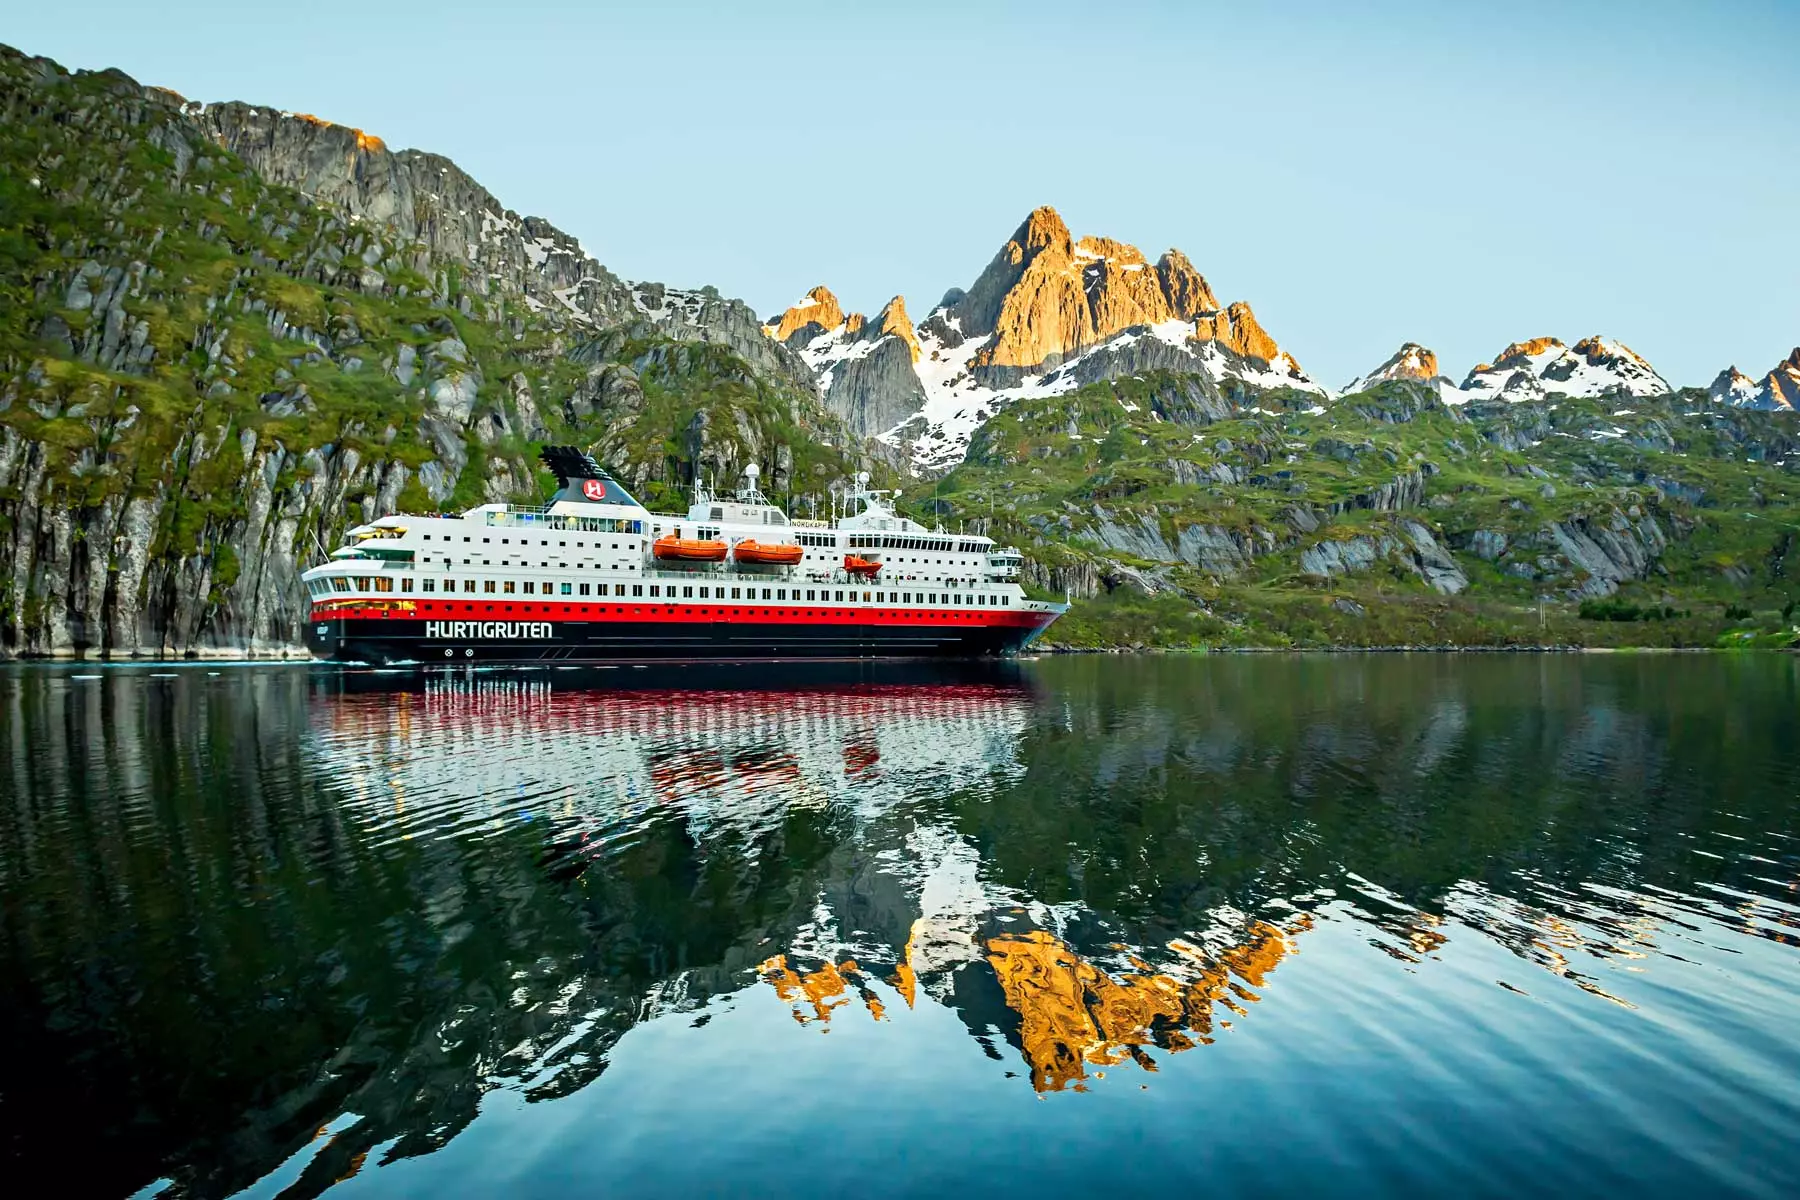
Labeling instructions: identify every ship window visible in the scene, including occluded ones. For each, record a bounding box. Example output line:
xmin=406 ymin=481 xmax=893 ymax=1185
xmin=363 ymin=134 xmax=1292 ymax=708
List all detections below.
xmin=503 ymin=581 xmax=516 ymax=594
xmin=762 ymin=588 xmax=771 ymax=600
xmin=401 ymin=578 xmax=414 ymax=593
xmin=484 ymin=581 xmax=497 ymax=594
xmin=561 ymin=583 xmax=573 ymax=595
xmin=683 ymin=586 xmax=693 ymax=598
xmin=649 ymin=585 xmax=660 ymax=597
xmin=523 ymin=581 xmax=534 ymax=594
xmin=501 ymin=539 xmax=508 ymax=544
xmin=1003 ymin=596 xmax=1011 ymax=606
xmin=580 ymin=583 xmax=591 ymax=596
xmin=731 ymin=587 xmax=741 ymax=599
xmin=463 ymin=537 xmax=470 ymax=542
xmin=373 ymin=577 xmax=393 ymax=593
xmin=329 ymin=577 xmax=350 ymax=593
xmin=614 ymin=584 xmax=626 ymax=596
xmin=806 ymin=590 xmax=815 ymax=601
xmin=777 ymin=589 xmax=787 ymax=600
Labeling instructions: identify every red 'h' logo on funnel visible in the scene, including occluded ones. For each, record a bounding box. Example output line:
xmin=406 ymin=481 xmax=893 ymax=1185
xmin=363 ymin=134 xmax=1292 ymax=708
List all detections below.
xmin=582 ymin=479 xmax=606 ymax=500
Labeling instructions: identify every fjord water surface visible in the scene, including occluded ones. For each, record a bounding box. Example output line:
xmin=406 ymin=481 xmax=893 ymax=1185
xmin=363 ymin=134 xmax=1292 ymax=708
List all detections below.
xmin=1 ymin=655 xmax=1796 ymax=1198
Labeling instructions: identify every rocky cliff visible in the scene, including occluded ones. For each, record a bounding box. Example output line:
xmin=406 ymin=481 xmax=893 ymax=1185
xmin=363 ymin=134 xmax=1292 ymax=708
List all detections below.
xmin=764 ymin=288 xmax=925 ymax=437
xmin=0 ymin=45 xmax=865 ymax=657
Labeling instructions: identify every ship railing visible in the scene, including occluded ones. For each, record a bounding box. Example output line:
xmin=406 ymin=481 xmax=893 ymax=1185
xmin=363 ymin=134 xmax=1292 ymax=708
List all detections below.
xmin=481 ymin=510 xmax=645 ymax=534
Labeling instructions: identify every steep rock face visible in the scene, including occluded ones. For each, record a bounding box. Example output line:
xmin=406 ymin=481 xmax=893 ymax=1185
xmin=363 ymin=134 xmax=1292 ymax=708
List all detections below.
xmin=1300 ymin=521 xmax=1468 ymax=595
xmin=822 ymin=337 xmax=928 ymax=439
xmin=767 ymin=289 xmax=926 ymax=437
xmin=1344 ymin=343 xmax=1441 ymax=393
xmin=1192 ymin=302 xmax=1280 ymax=362
xmin=952 ymin=206 xmax=1072 ymax=339
xmin=1453 ymin=335 xmax=1670 ymax=403
xmin=1155 ymin=250 xmax=1220 ymax=320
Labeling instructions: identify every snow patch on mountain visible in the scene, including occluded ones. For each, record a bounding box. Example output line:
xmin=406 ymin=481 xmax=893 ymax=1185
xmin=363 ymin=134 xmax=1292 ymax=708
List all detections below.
xmin=1448 ymin=336 xmax=1671 ymax=404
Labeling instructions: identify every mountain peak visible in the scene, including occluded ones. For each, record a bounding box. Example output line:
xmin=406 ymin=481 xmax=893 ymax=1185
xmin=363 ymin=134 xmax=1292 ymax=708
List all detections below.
xmin=1018 ymin=205 xmax=1073 ymax=255
xmin=1190 ymin=301 xmax=1282 ymax=365
xmin=869 ymin=295 xmax=921 ymax=362
xmin=1155 ymin=249 xmax=1219 ymax=320
xmin=1458 ymin=334 xmax=1669 ymax=402
xmin=1709 ymin=366 xmax=1760 ymax=406
xmin=1345 ymin=342 xmax=1440 ymax=393
xmin=1765 ymin=348 xmax=1800 ymax=410
xmin=767 ymin=285 xmax=846 ymax=343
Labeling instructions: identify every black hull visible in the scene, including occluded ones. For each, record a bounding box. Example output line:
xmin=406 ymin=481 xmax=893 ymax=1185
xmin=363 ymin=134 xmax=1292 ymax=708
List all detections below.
xmin=305 ymin=616 xmax=1051 ymax=665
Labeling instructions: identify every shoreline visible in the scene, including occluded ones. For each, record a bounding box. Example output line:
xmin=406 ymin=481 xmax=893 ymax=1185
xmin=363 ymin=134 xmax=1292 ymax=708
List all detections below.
xmin=0 ymin=645 xmax=311 ymax=663
xmin=3 ymin=644 xmax=1791 ymax=665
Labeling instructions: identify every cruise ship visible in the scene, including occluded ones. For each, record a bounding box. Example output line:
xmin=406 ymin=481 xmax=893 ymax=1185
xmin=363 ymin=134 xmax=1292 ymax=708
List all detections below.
xmin=302 ymin=447 xmax=1066 ymax=664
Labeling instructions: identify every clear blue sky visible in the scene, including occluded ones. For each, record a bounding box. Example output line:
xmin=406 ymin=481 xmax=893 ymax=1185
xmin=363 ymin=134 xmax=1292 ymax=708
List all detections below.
xmin=8 ymin=0 xmax=1797 ymax=388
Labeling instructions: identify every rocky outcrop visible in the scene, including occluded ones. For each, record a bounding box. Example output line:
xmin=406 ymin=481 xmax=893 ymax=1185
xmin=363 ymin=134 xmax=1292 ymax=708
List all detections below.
xmin=1300 ymin=521 xmax=1468 ymax=594
xmin=826 ymin=339 xmax=928 ymax=438
xmin=1546 ymin=510 xmax=1668 ymax=597
xmin=1192 ymin=302 xmax=1281 ymax=363
xmin=767 ymin=290 xmax=927 ymax=437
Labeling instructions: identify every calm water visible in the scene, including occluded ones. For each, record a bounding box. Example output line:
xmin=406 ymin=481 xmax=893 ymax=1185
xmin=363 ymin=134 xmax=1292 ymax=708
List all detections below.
xmin=1 ymin=655 xmax=1797 ymax=1198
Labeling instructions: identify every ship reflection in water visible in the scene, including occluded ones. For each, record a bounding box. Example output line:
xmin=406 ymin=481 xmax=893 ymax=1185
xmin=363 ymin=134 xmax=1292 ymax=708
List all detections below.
xmin=2 ymin=656 xmax=1798 ymax=1198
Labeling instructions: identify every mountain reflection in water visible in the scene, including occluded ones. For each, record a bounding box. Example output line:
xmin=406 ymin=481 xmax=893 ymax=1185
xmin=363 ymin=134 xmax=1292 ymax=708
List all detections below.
xmin=1 ymin=656 xmax=1797 ymax=1198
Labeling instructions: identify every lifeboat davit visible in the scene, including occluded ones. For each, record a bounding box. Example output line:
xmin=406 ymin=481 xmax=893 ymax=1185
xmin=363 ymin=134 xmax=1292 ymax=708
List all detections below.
xmin=653 ymin=534 xmax=728 ymax=562
xmin=844 ymin=555 xmax=883 ymax=577
xmin=733 ymin=539 xmax=803 ymax=566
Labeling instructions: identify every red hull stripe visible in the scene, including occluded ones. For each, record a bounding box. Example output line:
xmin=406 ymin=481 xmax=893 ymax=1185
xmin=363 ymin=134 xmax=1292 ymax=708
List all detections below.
xmin=311 ymin=600 xmax=1053 ymax=629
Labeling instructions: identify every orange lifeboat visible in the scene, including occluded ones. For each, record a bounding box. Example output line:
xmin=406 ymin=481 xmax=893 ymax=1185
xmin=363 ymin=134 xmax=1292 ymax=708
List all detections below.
xmin=733 ymin=539 xmax=803 ymax=566
xmin=654 ymin=533 xmax=728 ymax=562
xmin=844 ymin=555 xmax=882 ymax=577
